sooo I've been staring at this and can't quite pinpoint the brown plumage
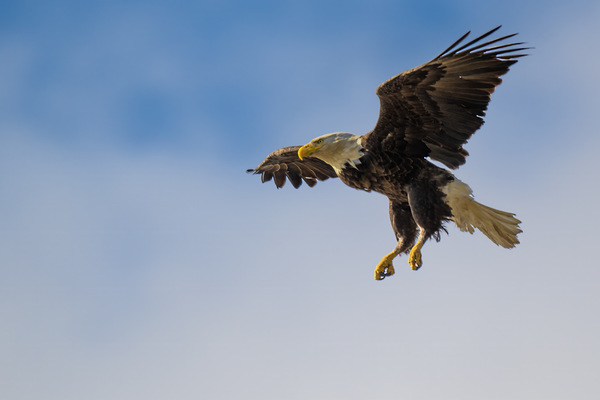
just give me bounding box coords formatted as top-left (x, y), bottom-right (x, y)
top-left (248, 146), bottom-right (336, 188)
top-left (248, 26), bottom-right (526, 279)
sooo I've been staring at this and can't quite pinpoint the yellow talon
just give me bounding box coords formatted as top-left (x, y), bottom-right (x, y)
top-left (408, 231), bottom-right (426, 270)
top-left (408, 245), bottom-right (423, 270)
top-left (374, 251), bottom-right (397, 280)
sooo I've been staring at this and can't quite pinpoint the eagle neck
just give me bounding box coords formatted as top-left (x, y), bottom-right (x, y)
top-left (319, 134), bottom-right (364, 174)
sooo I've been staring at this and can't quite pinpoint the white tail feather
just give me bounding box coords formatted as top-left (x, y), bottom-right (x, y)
top-left (442, 179), bottom-right (522, 248)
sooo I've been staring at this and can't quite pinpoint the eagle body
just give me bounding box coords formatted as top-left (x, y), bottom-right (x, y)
top-left (347, 153), bottom-right (455, 253)
top-left (248, 27), bottom-right (526, 279)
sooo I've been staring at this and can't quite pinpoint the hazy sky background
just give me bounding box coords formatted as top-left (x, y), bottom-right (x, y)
top-left (1, 1), bottom-right (599, 399)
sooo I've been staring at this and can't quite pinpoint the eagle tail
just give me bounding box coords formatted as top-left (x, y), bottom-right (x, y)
top-left (443, 179), bottom-right (522, 248)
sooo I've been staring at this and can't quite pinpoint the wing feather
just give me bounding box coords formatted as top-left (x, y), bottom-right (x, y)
top-left (286, 163), bottom-right (303, 188)
top-left (363, 26), bottom-right (528, 169)
top-left (247, 146), bottom-right (338, 189)
top-left (273, 170), bottom-right (287, 188)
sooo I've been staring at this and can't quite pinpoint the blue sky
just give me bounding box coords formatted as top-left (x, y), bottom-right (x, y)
top-left (2, 1), bottom-right (600, 399)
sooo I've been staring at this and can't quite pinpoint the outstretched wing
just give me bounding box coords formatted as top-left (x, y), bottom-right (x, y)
top-left (247, 146), bottom-right (338, 188)
top-left (363, 26), bottom-right (528, 169)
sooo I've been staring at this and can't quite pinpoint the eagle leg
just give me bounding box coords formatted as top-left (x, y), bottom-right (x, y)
top-left (374, 251), bottom-right (397, 280)
top-left (408, 230), bottom-right (426, 270)
top-left (383, 200), bottom-right (418, 279)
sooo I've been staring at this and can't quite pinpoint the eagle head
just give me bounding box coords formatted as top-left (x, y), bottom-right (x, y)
top-left (298, 132), bottom-right (364, 173)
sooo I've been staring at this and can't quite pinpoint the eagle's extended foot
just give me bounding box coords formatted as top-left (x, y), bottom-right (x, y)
top-left (408, 231), bottom-right (426, 270)
top-left (408, 245), bottom-right (423, 270)
top-left (374, 251), bottom-right (397, 280)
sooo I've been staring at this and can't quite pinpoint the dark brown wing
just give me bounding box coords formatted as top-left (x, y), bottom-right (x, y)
top-left (247, 146), bottom-right (338, 189)
top-left (363, 26), bottom-right (528, 169)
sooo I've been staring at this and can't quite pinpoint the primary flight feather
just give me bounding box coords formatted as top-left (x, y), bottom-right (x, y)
top-left (248, 26), bottom-right (526, 279)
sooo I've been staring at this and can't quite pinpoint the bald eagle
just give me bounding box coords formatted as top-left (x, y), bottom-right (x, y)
top-left (248, 27), bottom-right (525, 280)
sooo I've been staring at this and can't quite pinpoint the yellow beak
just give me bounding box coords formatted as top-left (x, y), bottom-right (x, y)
top-left (298, 144), bottom-right (315, 160)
